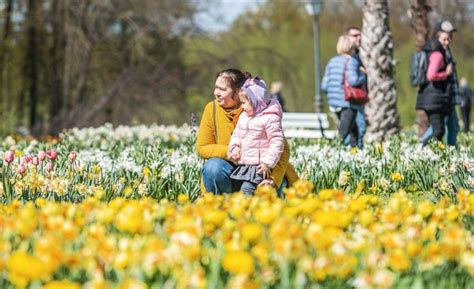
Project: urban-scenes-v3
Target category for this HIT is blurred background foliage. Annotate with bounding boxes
[0,0,473,135]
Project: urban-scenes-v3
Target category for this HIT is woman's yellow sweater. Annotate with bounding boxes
[196,100,298,192]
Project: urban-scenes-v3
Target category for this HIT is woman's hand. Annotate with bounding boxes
[259,178,276,188]
[446,63,453,76]
[257,163,271,179]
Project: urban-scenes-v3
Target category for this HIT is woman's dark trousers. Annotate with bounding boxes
[337,108,358,147]
[423,111,446,146]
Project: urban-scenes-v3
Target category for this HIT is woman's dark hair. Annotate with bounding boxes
[434,30,449,40]
[216,68,251,91]
[430,31,448,53]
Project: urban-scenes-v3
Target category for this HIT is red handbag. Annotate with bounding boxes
[344,59,369,104]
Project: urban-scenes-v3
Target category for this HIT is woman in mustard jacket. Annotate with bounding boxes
[196,68,298,195]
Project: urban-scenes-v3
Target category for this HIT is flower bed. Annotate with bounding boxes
[0,183,473,288]
[0,124,472,202]
[0,124,473,288]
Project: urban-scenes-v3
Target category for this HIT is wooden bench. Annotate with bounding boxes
[282,112,337,139]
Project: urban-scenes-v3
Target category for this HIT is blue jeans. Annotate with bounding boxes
[202,158,287,197]
[421,107,459,146]
[344,109,366,148]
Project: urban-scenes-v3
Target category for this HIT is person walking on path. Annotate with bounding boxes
[196,68,298,196]
[420,20,460,146]
[459,77,472,133]
[344,26,367,148]
[228,76,284,195]
[416,30,454,146]
[270,81,287,112]
[322,35,367,147]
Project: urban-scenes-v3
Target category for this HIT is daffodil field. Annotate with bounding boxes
[0,124,473,289]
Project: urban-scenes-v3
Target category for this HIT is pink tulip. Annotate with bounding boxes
[46,161,54,172]
[32,157,39,166]
[4,150,14,164]
[68,151,77,162]
[17,164,26,175]
[38,151,46,161]
[46,150,58,160]
[24,155,33,163]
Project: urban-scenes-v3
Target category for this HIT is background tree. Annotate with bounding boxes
[42,0,199,134]
[0,0,13,128]
[408,0,432,51]
[0,0,472,136]
[25,0,41,128]
[0,0,199,135]
[407,0,433,138]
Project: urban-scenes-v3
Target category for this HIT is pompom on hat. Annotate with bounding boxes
[240,76,271,114]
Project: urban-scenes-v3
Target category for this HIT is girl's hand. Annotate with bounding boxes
[257,163,270,179]
[228,147,241,162]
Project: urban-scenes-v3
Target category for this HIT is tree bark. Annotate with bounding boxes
[408,0,432,138]
[26,0,40,130]
[0,0,13,132]
[408,0,432,52]
[360,0,400,142]
[49,0,67,128]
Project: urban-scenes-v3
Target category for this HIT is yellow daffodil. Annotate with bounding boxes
[438,142,446,150]
[222,250,254,275]
[177,193,190,204]
[358,209,374,227]
[390,172,404,182]
[203,209,227,228]
[7,251,49,287]
[118,278,147,289]
[445,205,459,221]
[43,280,81,289]
[241,223,263,244]
[417,201,435,218]
[388,249,411,272]
[375,143,384,155]
[292,180,314,198]
[406,241,422,257]
[255,206,278,225]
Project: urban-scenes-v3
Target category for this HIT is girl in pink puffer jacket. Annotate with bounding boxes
[227,76,284,195]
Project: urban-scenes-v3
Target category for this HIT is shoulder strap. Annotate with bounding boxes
[213,101,218,143]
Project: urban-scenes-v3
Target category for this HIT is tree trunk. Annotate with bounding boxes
[360,0,400,142]
[48,0,68,134]
[408,0,432,52]
[26,0,40,130]
[120,19,131,67]
[408,0,432,138]
[0,0,13,132]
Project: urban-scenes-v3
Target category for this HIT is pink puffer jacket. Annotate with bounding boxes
[228,100,284,168]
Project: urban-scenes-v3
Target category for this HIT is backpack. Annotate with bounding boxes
[410,51,428,86]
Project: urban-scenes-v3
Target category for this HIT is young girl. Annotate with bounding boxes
[227,76,285,195]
